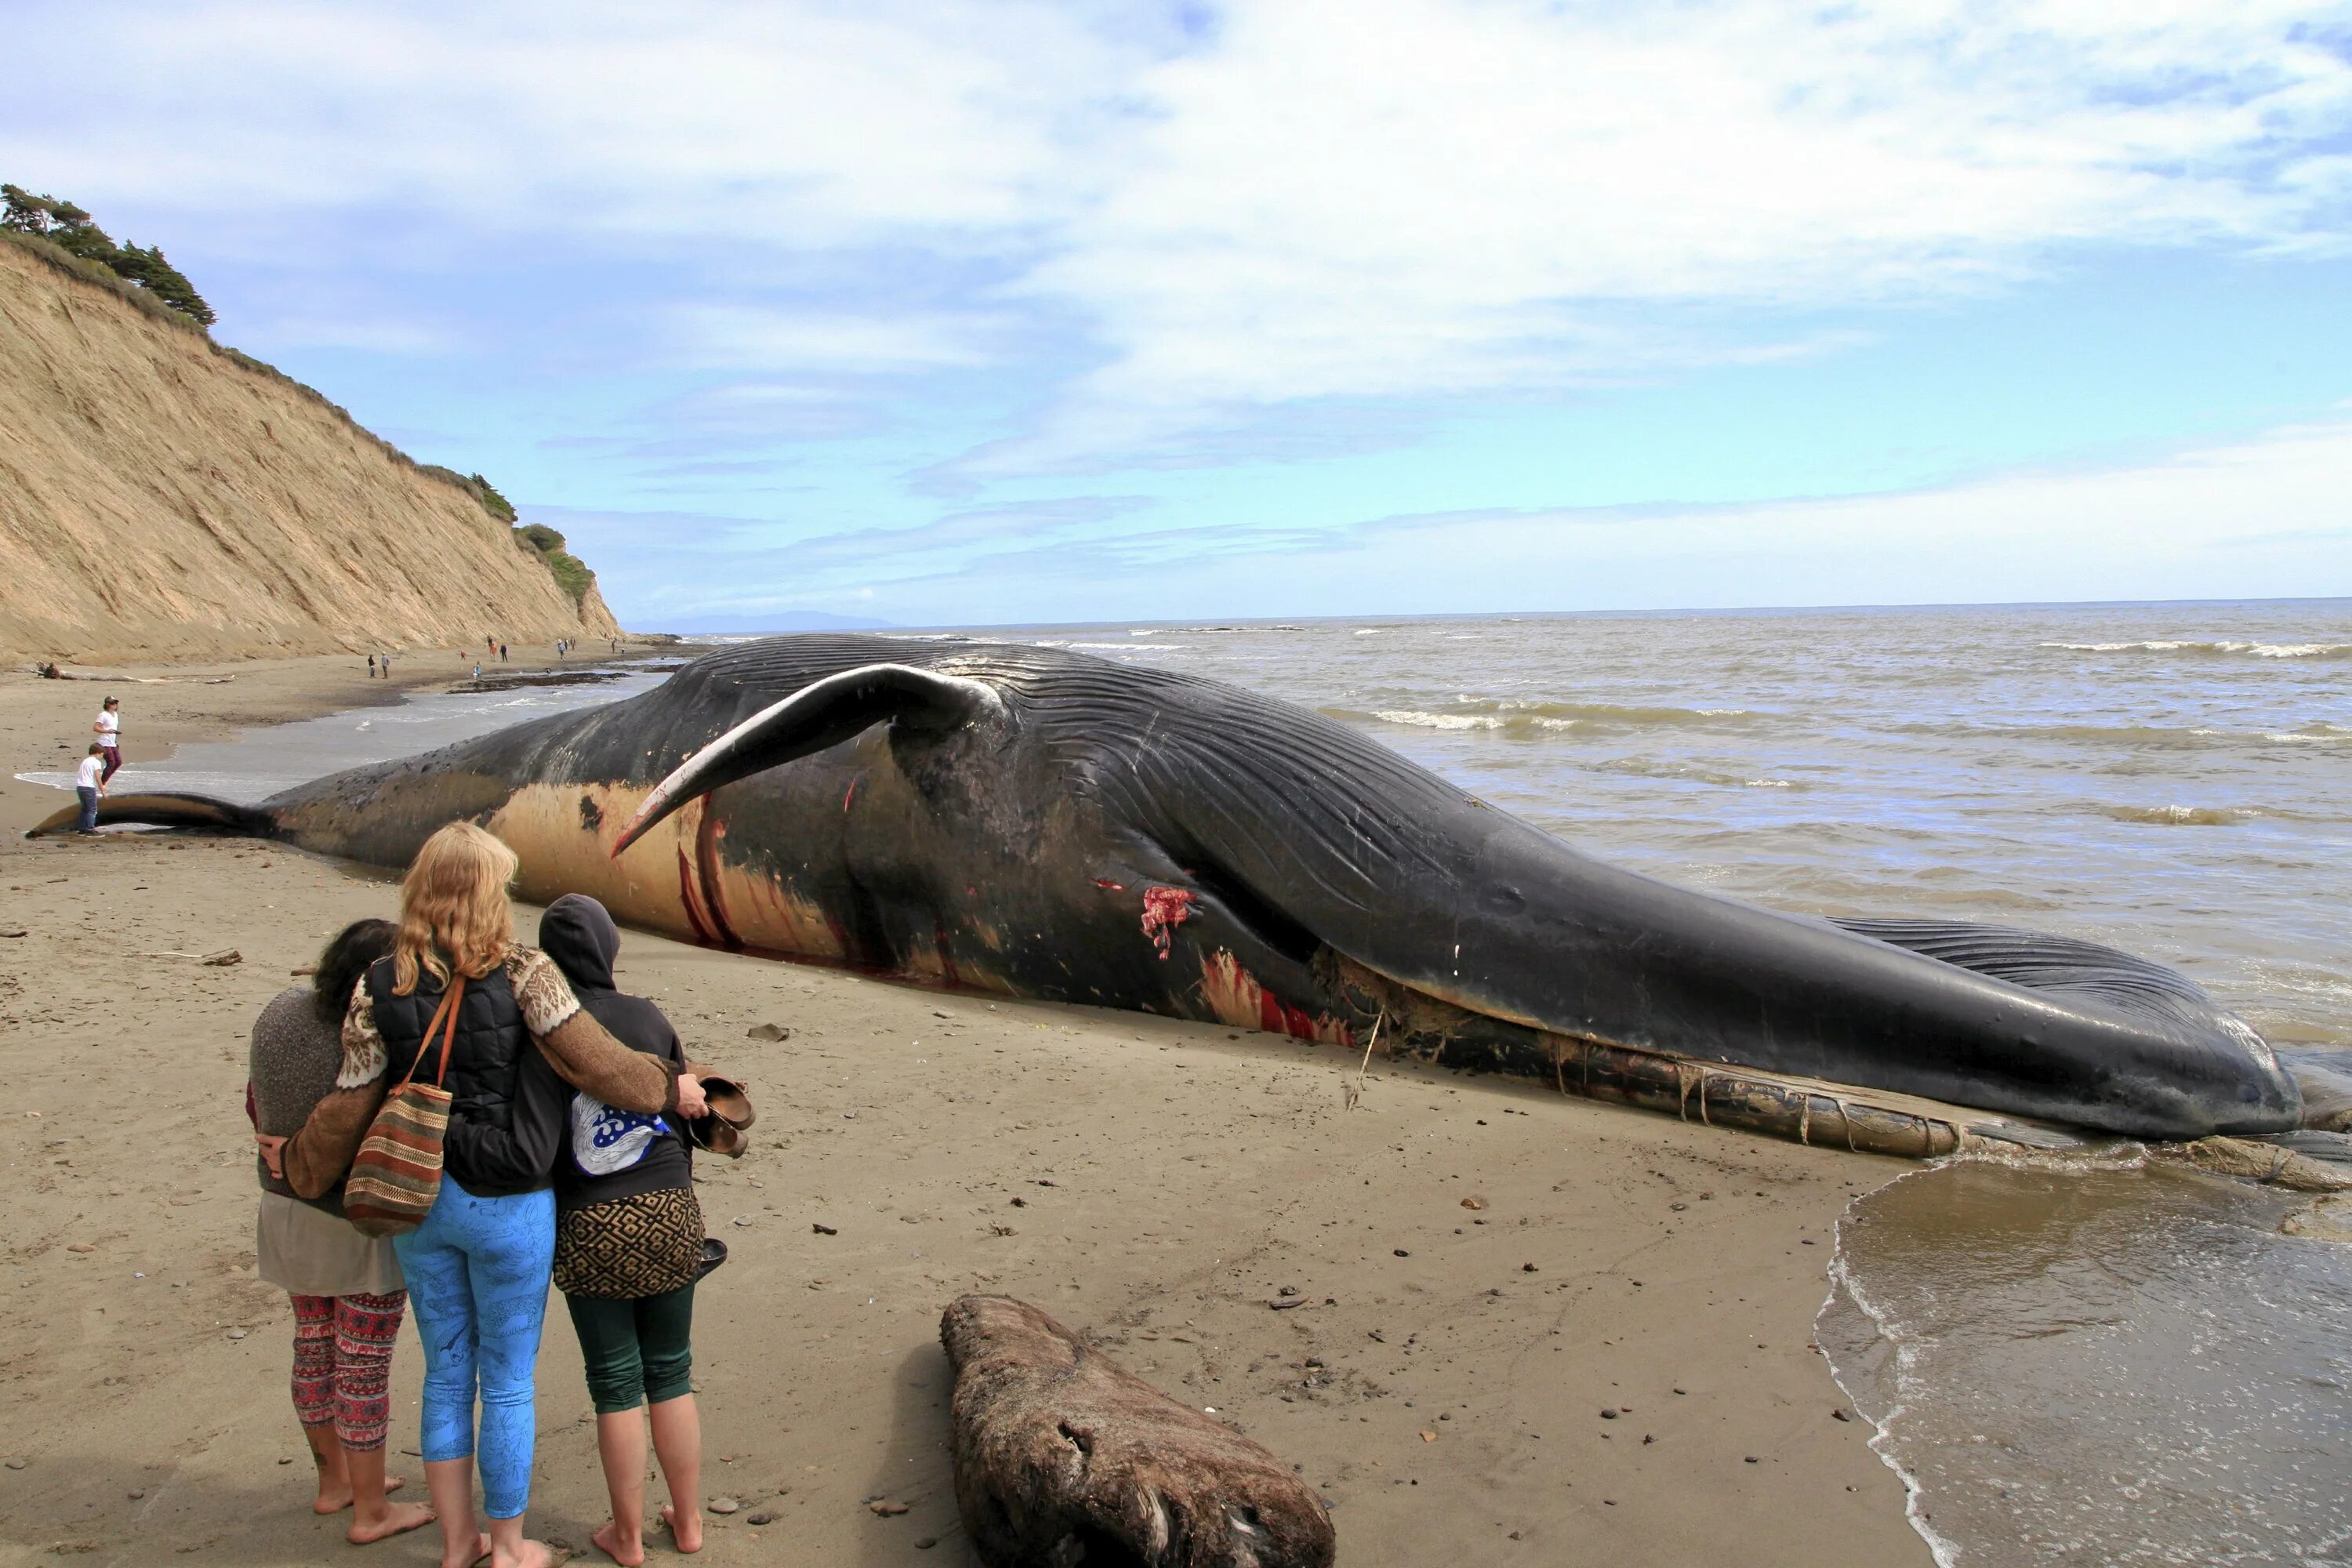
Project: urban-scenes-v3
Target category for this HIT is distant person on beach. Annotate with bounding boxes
[499,643,508,662]
[93,696,122,783]
[538,895,710,1564]
[73,742,104,833]
[248,920,433,1546]
[270,823,709,1568]
[368,654,377,678]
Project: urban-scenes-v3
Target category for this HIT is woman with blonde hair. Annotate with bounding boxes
[279,822,709,1568]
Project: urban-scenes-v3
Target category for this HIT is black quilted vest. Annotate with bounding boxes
[364,953,532,1184]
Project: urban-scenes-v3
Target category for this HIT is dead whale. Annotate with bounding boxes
[37,634,2310,1149]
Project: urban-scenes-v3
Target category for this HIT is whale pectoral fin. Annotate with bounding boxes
[1831,916,2232,1037]
[26,791,274,838]
[612,662,1004,856]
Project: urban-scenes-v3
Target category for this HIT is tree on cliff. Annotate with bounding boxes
[2,185,216,327]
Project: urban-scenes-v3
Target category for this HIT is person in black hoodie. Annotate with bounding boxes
[537,895,709,1563]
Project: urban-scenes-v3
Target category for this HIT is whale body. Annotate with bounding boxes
[45,634,2307,1146]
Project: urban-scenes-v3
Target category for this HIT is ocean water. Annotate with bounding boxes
[26,600,2352,1561]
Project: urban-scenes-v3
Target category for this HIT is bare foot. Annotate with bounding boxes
[347,1501,435,1545]
[314,1473,406,1513]
[441,1530,492,1568]
[660,1504,704,1555]
[493,1541,558,1568]
[590,1520,644,1566]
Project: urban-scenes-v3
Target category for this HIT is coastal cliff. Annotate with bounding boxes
[0,236,619,662]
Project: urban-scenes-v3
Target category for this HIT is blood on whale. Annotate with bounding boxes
[1140,886,1196,958]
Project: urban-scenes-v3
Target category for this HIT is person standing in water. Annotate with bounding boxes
[93,696,122,783]
[249,920,433,1545]
[274,824,710,1568]
[538,895,710,1563]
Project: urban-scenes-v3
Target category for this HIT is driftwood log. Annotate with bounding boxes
[941,1294,1335,1568]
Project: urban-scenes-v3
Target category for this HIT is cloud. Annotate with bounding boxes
[524,494,1161,620]
[1124,411,2352,613]
[546,412,2352,622]
[993,0,2352,463]
[9,0,2349,471]
[660,305,1009,374]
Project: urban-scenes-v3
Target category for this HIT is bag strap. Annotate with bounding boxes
[390,976,467,1092]
[426,976,466,1088]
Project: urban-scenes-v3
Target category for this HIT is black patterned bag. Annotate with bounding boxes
[554,1185,705,1300]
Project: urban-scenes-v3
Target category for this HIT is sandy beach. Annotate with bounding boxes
[0,652,1928,1567]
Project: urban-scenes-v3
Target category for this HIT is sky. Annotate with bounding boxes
[7,0,2352,629]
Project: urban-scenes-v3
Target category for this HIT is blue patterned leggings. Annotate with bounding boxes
[392,1181,555,1519]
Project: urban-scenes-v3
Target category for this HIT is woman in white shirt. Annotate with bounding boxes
[74,742,104,833]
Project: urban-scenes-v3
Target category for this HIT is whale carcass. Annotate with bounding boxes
[41,634,2321,1152]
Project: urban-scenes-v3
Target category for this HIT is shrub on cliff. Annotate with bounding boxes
[513,521,594,608]
[2,184,216,327]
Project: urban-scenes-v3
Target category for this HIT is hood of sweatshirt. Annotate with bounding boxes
[539,892,620,993]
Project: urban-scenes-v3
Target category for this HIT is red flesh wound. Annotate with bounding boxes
[1140,885,1197,959]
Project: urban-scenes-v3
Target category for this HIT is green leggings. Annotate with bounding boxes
[564,1282,695,1414]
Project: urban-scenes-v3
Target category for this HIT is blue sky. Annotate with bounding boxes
[8,1,2352,627]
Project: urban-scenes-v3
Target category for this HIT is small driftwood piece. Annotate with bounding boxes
[942,1294,1334,1568]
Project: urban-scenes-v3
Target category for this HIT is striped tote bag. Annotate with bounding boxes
[343,978,465,1238]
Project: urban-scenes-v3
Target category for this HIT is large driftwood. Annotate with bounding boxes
[941,1294,1335,1568]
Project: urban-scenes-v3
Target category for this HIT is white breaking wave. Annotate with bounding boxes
[1373,709,1512,730]
[2042,639,2352,659]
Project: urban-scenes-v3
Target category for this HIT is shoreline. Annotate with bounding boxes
[0,652,1927,1566]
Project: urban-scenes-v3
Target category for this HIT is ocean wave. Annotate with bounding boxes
[1589,757,1798,789]
[2103,804,2261,826]
[2042,639,2352,660]
[1345,697,1764,734]
[1367,709,1512,730]
[1040,641,1187,652]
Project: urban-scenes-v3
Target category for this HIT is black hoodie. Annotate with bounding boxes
[536,895,692,1212]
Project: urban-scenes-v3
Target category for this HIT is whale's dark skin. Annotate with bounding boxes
[44,633,2303,1142]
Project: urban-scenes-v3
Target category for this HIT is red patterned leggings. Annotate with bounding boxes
[289,1291,405,1451]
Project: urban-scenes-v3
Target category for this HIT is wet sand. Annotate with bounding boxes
[0,653,1926,1566]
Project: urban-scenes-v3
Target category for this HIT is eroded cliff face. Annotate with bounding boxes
[0,239,619,662]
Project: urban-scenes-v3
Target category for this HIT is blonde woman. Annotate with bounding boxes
[278,823,708,1568]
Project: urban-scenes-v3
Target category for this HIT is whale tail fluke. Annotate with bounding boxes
[27,791,276,839]
[612,662,1004,856]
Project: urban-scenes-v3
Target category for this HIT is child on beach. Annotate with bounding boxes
[73,742,104,833]
[93,696,122,783]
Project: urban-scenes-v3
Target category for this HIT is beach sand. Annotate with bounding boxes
[0,654,1929,1566]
